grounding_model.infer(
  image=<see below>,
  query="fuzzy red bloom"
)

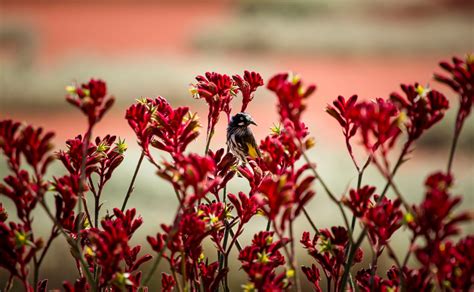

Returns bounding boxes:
[386,266,433,291]
[0,221,42,291]
[363,196,402,248]
[238,160,264,196]
[66,79,115,127]
[198,260,227,292]
[228,192,260,224]
[410,172,471,241]
[126,97,200,159]
[63,277,89,292]
[58,135,101,177]
[0,203,7,222]
[239,231,291,291]
[434,55,474,134]
[207,148,237,198]
[301,264,322,292]
[301,227,363,290]
[350,98,401,152]
[356,268,397,292]
[390,83,449,140]
[326,95,359,162]
[52,174,82,228]
[257,164,315,230]
[161,273,176,292]
[158,153,220,205]
[191,72,235,135]
[267,73,316,131]
[197,202,227,244]
[342,185,376,218]
[87,208,149,290]
[233,71,264,112]
[0,120,22,170]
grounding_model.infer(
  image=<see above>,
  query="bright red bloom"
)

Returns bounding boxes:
[63,277,89,292]
[434,55,474,134]
[191,72,235,136]
[410,172,471,241]
[239,231,291,291]
[57,135,101,177]
[158,153,219,205]
[0,120,22,170]
[52,174,82,228]
[197,202,227,245]
[326,95,359,162]
[267,72,316,131]
[390,83,449,140]
[161,273,176,292]
[301,227,363,290]
[301,264,322,292]
[207,148,237,198]
[342,185,376,218]
[238,160,264,196]
[355,268,397,292]
[0,221,41,292]
[228,192,260,224]
[386,266,433,291]
[350,98,401,152]
[126,97,200,159]
[198,260,227,291]
[66,79,115,127]
[233,70,264,112]
[87,208,150,290]
[363,196,402,248]
[257,164,315,230]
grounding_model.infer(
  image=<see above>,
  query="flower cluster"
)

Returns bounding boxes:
[301,227,363,291]
[126,97,200,160]
[434,54,473,134]
[390,83,449,140]
[66,79,115,127]
[239,231,291,290]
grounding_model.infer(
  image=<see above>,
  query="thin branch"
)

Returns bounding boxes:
[121,151,145,212]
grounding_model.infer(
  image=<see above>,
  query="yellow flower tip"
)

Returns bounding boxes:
[403,212,414,224]
[286,269,295,278]
[265,236,273,245]
[242,282,255,292]
[199,252,205,262]
[439,242,446,252]
[270,123,282,135]
[85,246,95,257]
[466,53,474,65]
[257,251,270,264]
[65,85,77,94]
[305,137,316,150]
[115,138,127,154]
[288,72,301,85]
[189,85,199,98]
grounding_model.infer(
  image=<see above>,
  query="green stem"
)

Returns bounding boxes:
[121,151,145,212]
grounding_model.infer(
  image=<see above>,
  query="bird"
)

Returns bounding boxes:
[226,112,261,164]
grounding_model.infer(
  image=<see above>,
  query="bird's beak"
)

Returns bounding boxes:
[250,120,257,126]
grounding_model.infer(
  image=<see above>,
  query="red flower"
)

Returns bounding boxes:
[301,227,363,290]
[301,264,322,292]
[267,72,316,131]
[191,72,235,136]
[66,79,115,127]
[350,98,401,152]
[386,266,433,291]
[0,221,42,292]
[126,97,200,159]
[0,120,22,170]
[326,95,359,162]
[434,55,473,134]
[57,135,101,177]
[390,83,449,140]
[52,174,82,228]
[158,153,219,205]
[257,164,315,230]
[228,192,260,224]
[363,196,402,248]
[355,268,397,292]
[233,71,264,112]
[239,231,290,291]
[342,185,376,218]
[161,273,176,292]
[410,172,471,241]
[238,160,264,196]
[0,203,7,222]
[207,148,237,198]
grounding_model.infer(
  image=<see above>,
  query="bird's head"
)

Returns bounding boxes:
[229,112,257,128]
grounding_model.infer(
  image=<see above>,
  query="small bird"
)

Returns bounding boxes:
[227,112,261,163]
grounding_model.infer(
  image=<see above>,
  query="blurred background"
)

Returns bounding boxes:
[1,0,473,290]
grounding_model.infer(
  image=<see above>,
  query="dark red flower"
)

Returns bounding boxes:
[363,196,402,248]
[191,72,235,137]
[52,174,82,228]
[239,231,291,291]
[158,153,219,205]
[350,98,401,152]
[233,70,264,112]
[301,264,322,292]
[0,203,7,222]
[238,160,264,197]
[267,72,316,133]
[207,148,237,198]
[342,185,376,218]
[63,277,89,292]
[326,95,359,162]
[161,273,176,292]
[57,135,101,177]
[434,55,473,135]
[228,192,259,224]
[390,83,449,140]
[0,221,42,292]
[386,266,433,291]
[301,227,363,289]
[355,268,397,292]
[0,120,22,171]
[257,164,315,230]
[66,79,115,127]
